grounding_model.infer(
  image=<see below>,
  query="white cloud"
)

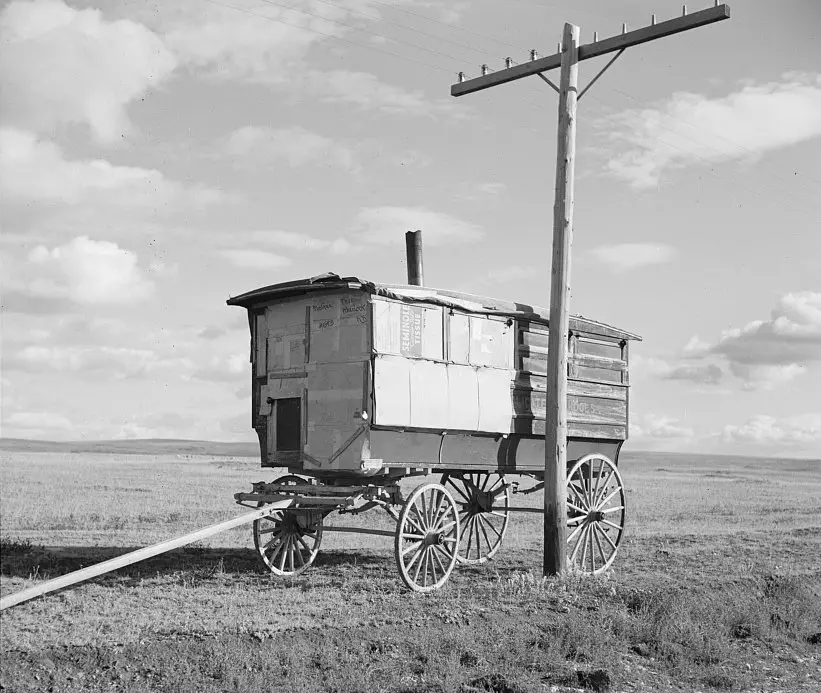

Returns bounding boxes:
[192,354,247,383]
[630,414,694,441]
[306,69,455,117]
[0,0,176,142]
[223,126,357,169]
[602,72,821,188]
[5,345,191,380]
[241,230,352,254]
[1,411,73,438]
[0,128,226,207]
[6,236,155,306]
[679,291,821,391]
[354,206,483,246]
[587,243,676,273]
[221,249,292,270]
[722,413,821,448]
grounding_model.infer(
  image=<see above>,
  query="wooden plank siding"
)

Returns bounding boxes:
[514,321,629,441]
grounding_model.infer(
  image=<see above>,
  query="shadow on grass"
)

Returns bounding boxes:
[0,543,392,586]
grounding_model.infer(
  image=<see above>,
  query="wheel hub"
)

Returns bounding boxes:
[588,510,605,522]
[423,532,444,546]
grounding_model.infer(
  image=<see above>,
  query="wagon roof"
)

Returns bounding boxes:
[227,273,642,341]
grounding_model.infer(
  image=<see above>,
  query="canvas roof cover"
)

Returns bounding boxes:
[227,273,641,342]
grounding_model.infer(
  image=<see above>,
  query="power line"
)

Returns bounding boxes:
[250,0,473,67]
[201,0,453,74]
[356,0,531,52]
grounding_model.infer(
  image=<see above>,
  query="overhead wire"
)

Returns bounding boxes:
[202,0,818,220]
[201,0,454,73]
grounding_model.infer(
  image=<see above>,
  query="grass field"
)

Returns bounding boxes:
[1,448,819,692]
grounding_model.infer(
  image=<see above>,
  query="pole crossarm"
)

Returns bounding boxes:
[450,3,730,97]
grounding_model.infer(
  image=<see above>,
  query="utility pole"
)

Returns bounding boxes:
[450,4,730,576]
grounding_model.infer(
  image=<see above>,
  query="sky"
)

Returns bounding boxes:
[1,0,819,459]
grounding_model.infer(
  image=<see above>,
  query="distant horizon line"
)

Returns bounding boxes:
[0,437,816,463]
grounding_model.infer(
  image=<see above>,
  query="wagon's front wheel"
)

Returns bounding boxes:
[253,474,323,577]
[566,454,625,574]
[395,483,460,592]
[441,472,510,564]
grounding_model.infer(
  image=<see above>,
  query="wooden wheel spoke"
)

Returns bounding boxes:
[596,524,618,551]
[592,523,608,564]
[477,514,493,554]
[580,524,591,568]
[403,532,426,541]
[480,513,503,540]
[404,515,426,536]
[297,535,313,555]
[402,539,423,557]
[412,547,426,585]
[567,501,586,515]
[596,487,622,510]
[567,519,586,544]
[464,515,476,557]
[592,467,615,506]
[569,523,587,562]
[430,544,447,579]
[446,479,471,503]
[435,518,457,534]
[601,519,624,531]
[600,505,625,514]
[428,547,438,585]
[293,541,306,567]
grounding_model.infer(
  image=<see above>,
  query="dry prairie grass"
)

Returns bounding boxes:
[1,449,819,692]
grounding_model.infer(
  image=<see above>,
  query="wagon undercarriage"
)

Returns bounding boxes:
[235,452,626,592]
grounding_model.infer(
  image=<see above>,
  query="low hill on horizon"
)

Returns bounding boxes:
[0,438,260,457]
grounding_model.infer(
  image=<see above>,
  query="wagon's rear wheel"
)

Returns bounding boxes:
[253,474,323,577]
[395,483,460,592]
[566,454,625,574]
[441,472,510,564]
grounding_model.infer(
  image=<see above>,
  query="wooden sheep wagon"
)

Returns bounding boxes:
[229,273,640,592]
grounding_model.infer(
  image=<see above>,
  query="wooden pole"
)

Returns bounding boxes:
[0,500,295,611]
[544,22,579,577]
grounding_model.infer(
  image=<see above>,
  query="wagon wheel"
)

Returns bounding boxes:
[394,483,460,593]
[253,474,323,577]
[566,454,625,574]
[440,472,510,564]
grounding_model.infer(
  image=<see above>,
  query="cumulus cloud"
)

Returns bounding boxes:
[192,354,247,383]
[602,72,821,188]
[5,345,192,380]
[0,128,226,207]
[4,237,155,308]
[1,411,74,438]
[722,413,821,448]
[241,230,352,254]
[686,291,821,390]
[630,414,694,441]
[306,70,456,117]
[0,0,177,142]
[223,126,358,170]
[354,206,483,246]
[587,243,676,273]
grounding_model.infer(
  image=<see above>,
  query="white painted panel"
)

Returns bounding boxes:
[449,313,470,364]
[373,355,411,427]
[477,368,513,433]
[409,360,449,429]
[373,298,443,360]
[446,364,479,430]
[469,317,514,369]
